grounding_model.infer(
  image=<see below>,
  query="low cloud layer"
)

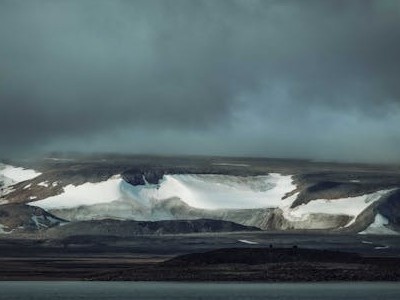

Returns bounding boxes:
[1,0,400,163]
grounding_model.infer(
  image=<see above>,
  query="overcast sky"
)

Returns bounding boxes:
[1,0,400,163]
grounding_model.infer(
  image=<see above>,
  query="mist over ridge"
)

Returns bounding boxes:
[1,0,400,163]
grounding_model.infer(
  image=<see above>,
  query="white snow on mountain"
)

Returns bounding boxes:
[28,173,395,231]
[30,175,123,210]
[359,214,399,235]
[284,189,393,227]
[38,181,50,188]
[30,173,295,211]
[0,164,42,198]
[126,173,296,210]
[238,239,259,245]
[0,164,42,183]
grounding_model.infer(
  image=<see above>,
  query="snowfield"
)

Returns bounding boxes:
[125,173,296,210]
[0,164,42,198]
[30,175,123,210]
[0,164,41,183]
[28,172,396,232]
[30,173,296,211]
[284,189,394,227]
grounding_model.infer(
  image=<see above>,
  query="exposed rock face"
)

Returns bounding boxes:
[290,174,400,208]
[0,204,65,233]
[378,189,400,229]
[45,219,260,237]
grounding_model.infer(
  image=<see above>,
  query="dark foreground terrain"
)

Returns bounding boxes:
[94,247,400,282]
[0,232,399,281]
[1,154,400,281]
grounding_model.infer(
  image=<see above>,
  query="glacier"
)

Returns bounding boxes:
[27,173,395,232]
[29,173,295,211]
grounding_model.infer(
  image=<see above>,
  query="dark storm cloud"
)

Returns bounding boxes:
[0,0,400,162]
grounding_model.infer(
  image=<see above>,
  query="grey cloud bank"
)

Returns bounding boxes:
[0,0,399,163]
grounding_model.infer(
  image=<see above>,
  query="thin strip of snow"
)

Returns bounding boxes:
[23,184,32,190]
[374,245,390,250]
[212,163,250,167]
[45,157,75,161]
[238,239,259,245]
[46,216,63,225]
[31,216,46,229]
[30,215,61,229]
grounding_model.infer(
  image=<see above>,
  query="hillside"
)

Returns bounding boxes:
[1,155,400,236]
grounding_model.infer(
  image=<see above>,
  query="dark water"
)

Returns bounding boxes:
[0,282,399,300]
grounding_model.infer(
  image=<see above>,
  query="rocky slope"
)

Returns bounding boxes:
[45,218,260,238]
[1,155,400,236]
[0,204,65,234]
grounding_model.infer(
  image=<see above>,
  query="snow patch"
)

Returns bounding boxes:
[0,224,13,234]
[38,181,50,188]
[129,173,296,210]
[283,190,393,227]
[238,239,259,245]
[374,245,390,250]
[0,164,41,198]
[359,214,399,235]
[30,215,61,229]
[361,240,373,244]
[0,164,41,183]
[23,184,32,190]
[30,175,123,210]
